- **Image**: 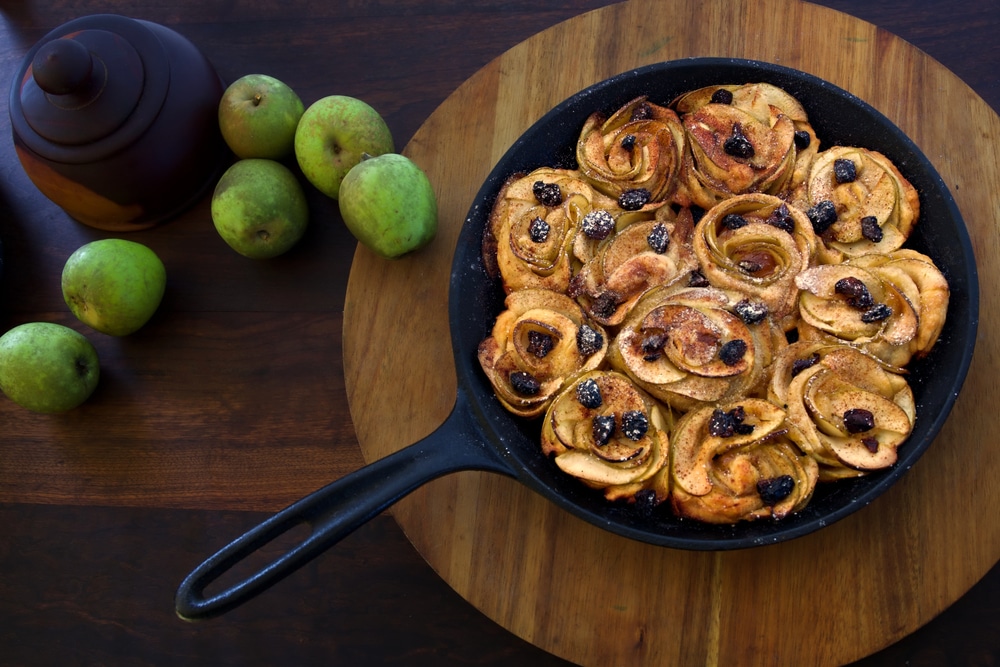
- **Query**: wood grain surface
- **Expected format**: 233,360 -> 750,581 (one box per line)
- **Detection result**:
1,1 -> 999,665
344,0 -> 1000,664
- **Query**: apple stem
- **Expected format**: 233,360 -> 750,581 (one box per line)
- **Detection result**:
253,93 -> 263,107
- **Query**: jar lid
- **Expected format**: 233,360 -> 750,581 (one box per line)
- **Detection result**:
9,14 -> 170,165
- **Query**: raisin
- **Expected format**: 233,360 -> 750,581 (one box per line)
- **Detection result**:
806,200 -> 837,234
710,88 -> 734,104
580,209 -> 615,240
621,410 -> 649,441
510,371 -> 540,396
633,488 -> 658,515
791,352 -> 821,376
793,130 -> 811,150
591,291 -> 621,319
843,408 -> 876,433
576,324 -> 604,356
834,276 -> 874,310
592,414 -> 616,446
647,223 -> 670,254
618,188 -> 652,211
861,303 -> 893,323
532,180 -> 563,207
709,409 -> 734,437
734,299 -> 769,325
738,259 -> 764,274
527,330 -> 553,358
728,406 -> 755,435
757,475 -> 795,505
641,332 -> 667,361
728,405 -> 747,424
766,203 -> 795,233
620,134 -> 637,151
863,437 -> 880,453
575,378 -> 603,409
528,217 -> 550,243
722,213 -> 748,230
630,102 -> 653,121
723,124 -> 755,159
719,339 -> 748,366
834,158 -> 857,183
860,216 -> 883,243
709,406 -> 755,438
688,270 -> 710,287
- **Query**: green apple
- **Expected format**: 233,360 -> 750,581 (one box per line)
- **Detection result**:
211,158 -> 309,259
0,322 -> 100,413
62,239 -> 167,336
294,95 -> 394,199
218,74 -> 305,159
338,153 -> 438,259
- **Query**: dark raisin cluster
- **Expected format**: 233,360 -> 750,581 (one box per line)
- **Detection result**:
806,199 -> 837,234
618,188 -> 652,211
723,124 -> 755,159
734,299 -> 769,325
646,223 -> 670,254
580,209 -> 615,240
532,180 -> 563,207
709,405 -> 755,438
576,324 -> 604,356
575,378 -> 603,409
757,475 -> 795,505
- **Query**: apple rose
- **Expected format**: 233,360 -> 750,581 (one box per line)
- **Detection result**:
768,341 -> 915,480
608,283 -> 786,412
673,83 -> 808,209
575,97 -> 685,210
478,288 -> 609,419
483,167 -> 615,294
669,398 -> 819,523
568,206 -> 698,327
795,249 -> 949,367
804,146 -> 919,259
693,193 -> 819,330
540,370 -> 671,504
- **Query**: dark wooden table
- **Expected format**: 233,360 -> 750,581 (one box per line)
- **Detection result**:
1,1 -> 997,665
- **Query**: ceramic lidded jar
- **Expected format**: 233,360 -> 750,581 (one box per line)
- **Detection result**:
8,14 -> 229,231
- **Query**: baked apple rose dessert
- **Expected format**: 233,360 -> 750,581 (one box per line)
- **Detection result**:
795,249 -> 949,367
692,193 -> 820,330
672,83 -> 818,209
541,371 -> 671,503
484,167 -> 615,294
805,146 -> 920,259
576,97 -> 686,210
768,342 -> 916,480
478,289 -> 608,418
569,206 -> 698,327
670,398 -> 819,523
477,78 -> 950,525
608,283 -> 785,411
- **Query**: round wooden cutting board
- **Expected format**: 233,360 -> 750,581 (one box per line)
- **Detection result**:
344,0 -> 999,664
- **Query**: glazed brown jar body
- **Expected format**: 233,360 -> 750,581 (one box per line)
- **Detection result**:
9,14 -> 228,231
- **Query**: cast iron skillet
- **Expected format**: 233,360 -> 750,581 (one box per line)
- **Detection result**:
176,58 -> 980,621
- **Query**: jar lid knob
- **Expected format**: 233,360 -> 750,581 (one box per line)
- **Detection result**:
32,38 -> 95,97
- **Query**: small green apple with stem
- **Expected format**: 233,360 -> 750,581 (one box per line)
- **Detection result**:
294,95 -> 394,199
218,74 -> 305,159
338,153 -> 438,259
0,322 -> 100,413
62,239 -> 167,336
211,158 -> 309,259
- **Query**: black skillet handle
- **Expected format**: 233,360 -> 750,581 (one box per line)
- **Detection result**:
175,394 -> 513,621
